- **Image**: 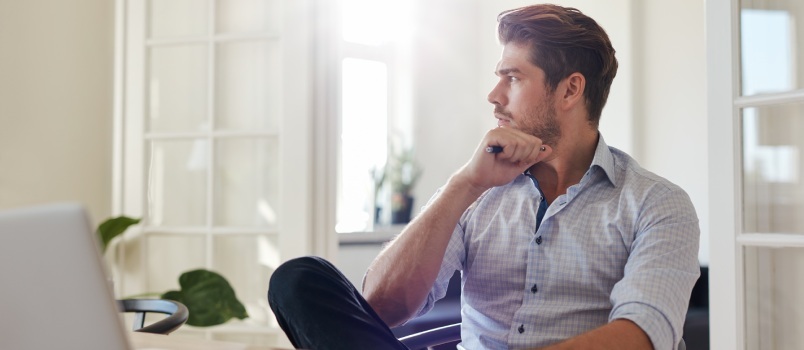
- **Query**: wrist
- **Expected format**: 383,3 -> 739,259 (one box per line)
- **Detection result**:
446,172 -> 489,199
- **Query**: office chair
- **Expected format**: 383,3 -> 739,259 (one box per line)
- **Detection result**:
398,323 -> 687,350
398,323 -> 460,349
116,299 -> 189,335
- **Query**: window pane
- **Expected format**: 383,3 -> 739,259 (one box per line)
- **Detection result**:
148,140 -> 208,227
744,246 -> 804,349
212,234 -> 277,327
149,0 -> 208,38
213,138 -> 279,228
146,234 -> 206,293
215,41 -> 280,132
742,103 -> 804,234
337,58 -> 388,233
149,45 -> 208,132
740,0 -> 802,95
216,0 -> 280,34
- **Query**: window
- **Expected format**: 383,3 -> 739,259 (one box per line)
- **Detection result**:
335,0 -> 414,233
114,0 -> 312,345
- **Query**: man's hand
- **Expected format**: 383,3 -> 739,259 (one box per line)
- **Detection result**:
454,127 -> 551,192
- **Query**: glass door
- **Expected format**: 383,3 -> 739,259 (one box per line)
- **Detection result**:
740,1 -> 804,348
708,0 -> 804,349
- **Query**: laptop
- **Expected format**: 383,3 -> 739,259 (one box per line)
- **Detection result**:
0,203 -> 132,350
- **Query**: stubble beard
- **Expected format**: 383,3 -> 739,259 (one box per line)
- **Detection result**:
496,102 -> 561,147
524,102 -> 561,147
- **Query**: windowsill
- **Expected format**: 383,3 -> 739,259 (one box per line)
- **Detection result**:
338,225 -> 406,245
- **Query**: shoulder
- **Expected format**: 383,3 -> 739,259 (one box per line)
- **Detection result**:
609,147 -> 698,221
610,147 -> 686,196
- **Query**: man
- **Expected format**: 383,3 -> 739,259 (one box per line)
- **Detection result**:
269,4 -> 699,350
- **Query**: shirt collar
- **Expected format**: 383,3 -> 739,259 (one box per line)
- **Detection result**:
590,133 -> 617,186
522,134 -> 617,187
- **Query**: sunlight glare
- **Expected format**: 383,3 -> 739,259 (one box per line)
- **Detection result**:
341,0 -> 412,46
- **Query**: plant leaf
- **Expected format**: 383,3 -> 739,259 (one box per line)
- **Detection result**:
97,216 -> 141,254
161,269 -> 249,327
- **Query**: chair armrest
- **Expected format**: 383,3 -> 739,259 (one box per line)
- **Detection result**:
398,323 -> 461,349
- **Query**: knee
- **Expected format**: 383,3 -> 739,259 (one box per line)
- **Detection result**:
268,256 -> 330,306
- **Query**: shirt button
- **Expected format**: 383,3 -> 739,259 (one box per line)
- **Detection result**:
536,236 -> 542,245
531,284 -> 538,293
518,324 -> 525,333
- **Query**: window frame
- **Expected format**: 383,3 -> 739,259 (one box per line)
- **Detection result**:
112,0 -> 318,342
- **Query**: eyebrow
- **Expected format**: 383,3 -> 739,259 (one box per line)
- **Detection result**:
495,67 -> 522,76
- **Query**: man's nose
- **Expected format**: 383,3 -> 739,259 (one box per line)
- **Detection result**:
487,82 -> 507,106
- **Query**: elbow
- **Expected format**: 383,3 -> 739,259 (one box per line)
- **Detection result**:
363,286 -> 416,327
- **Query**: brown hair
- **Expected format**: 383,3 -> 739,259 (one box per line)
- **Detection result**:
497,4 -> 618,127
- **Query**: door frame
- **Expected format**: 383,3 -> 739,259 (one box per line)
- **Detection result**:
706,0 -> 743,348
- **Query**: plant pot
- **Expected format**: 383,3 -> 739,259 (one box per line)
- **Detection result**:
391,193 -> 414,224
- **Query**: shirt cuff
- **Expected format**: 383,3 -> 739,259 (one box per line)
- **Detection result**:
610,301 -> 676,350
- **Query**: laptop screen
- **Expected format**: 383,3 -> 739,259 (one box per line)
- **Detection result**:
0,203 -> 131,350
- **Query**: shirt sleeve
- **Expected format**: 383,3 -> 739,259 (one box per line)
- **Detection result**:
608,186 -> 701,350
408,188 -> 471,320
411,223 -> 466,319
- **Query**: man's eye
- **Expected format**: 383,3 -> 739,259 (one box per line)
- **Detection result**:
507,76 -> 519,82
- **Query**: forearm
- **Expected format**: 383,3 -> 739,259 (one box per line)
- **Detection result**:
363,174 -> 485,326
537,319 -> 653,350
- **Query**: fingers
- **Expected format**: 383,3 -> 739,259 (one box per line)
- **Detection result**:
461,128 -> 551,190
484,128 -> 550,167
537,145 -> 552,163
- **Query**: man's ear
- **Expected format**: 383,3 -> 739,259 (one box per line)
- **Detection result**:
558,72 -> 585,109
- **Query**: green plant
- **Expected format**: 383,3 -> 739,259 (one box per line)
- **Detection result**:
385,144 -> 422,197
98,216 -> 248,327
384,144 -> 422,224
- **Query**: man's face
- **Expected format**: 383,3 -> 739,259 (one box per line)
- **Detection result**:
487,42 -> 561,146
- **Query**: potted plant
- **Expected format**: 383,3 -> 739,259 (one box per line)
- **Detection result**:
98,217 -> 248,327
385,144 -> 422,224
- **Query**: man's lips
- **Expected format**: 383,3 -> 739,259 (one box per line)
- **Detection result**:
493,106 -> 514,125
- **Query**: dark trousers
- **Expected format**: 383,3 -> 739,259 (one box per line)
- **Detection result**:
268,256 -> 409,350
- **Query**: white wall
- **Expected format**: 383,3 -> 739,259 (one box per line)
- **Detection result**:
635,0 -> 709,265
410,0 -> 487,206
0,1 -> 114,225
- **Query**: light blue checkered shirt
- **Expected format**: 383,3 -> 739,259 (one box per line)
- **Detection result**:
414,135 -> 700,350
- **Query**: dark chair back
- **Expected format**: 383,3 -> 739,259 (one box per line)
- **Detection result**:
117,299 -> 189,335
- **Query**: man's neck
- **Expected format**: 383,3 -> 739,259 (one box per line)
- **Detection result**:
529,132 -> 599,204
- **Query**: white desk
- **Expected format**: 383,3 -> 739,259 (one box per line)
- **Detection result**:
131,332 -> 291,350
